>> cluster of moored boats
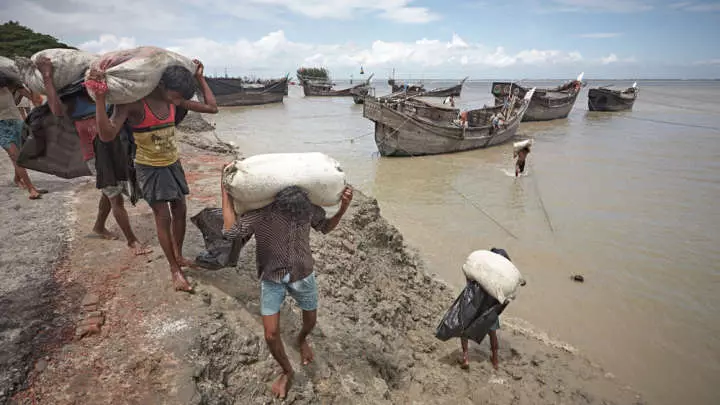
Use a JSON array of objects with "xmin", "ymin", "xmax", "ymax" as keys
[
  {"xmin": 363, "ymin": 73, "xmax": 639, "ymax": 157},
  {"xmin": 207, "ymin": 68, "xmax": 639, "ymax": 157}
]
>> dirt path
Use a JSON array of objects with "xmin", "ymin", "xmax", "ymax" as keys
[
  {"xmin": 4, "ymin": 133, "xmax": 647, "ymax": 404},
  {"xmin": 0, "ymin": 156, "xmax": 85, "ymax": 404}
]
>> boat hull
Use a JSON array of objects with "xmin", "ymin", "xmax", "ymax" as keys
[
  {"xmin": 389, "ymin": 83, "xmax": 463, "ymax": 97},
  {"xmin": 302, "ymin": 82, "xmax": 370, "ymax": 97},
  {"xmin": 588, "ymin": 88, "xmax": 637, "ymax": 111},
  {"xmin": 213, "ymin": 91, "xmax": 284, "ymax": 107},
  {"xmin": 363, "ymin": 98, "xmax": 526, "ymax": 157},
  {"xmin": 492, "ymin": 82, "xmax": 580, "ymax": 122}
]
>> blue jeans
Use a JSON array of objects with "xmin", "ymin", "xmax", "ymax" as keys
[{"xmin": 261, "ymin": 272, "xmax": 318, "ymax": 316}]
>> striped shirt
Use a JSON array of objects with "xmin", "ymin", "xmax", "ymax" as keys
[{"xmin": 222, "ymin": 204, "xmax": 330, "ymax": 283}]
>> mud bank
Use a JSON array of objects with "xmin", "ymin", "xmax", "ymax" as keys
[
  {"xmin": 8, "ymin": 139, "xmax": 646, "ymax": 404},
  {"xmin": 177, "ymin": 112, "xmax": 237, "ymax": 156},
  {"xmin": 0, "ymin": 157, "xmax": 85, "ymax": 404}
]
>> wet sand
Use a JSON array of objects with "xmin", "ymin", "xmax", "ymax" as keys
[{"xmin": 1, "ymin": 129, "xmax": 645, "ymax": 404}]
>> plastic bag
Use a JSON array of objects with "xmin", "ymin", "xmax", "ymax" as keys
[
  {"xmin": 191, "ymin": 208, "xmax": 249, "ymax": 270},
  {"xmin": 223, "ymin": 152, "xmax": 347, "ymax": 215},
  {"xmin": 15, "ymin": 49, "xmax": 97, "ymax": 95},
  {"xmin": 17, "ymin": 104, "xmax": 92, "ymax": 179},
  {"xmin": 462, "ymin": 250, "xmax": 522, "ymax": 303},
  {"xmin": 435, "ymin": 281, "xmax": 507, "ymax": 344},
  {"xmin": 84, "ymin": 46, "xmax": 196, "ymax": 104}
]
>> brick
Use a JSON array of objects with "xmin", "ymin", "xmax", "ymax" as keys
[
  {"xmin": 81, "ymin": 294, "xmax": 100, "ymax": 307},
  {"xmin": 80, "ymin": 316, "xmax": 105, "ymax": 327},
  {"xmin": 84, "ymin": 311, "xmax": 103, "ymax": 318},
  {"xmin": 76, "ymin": 324, "xmax": 101, "ymax": 339}
]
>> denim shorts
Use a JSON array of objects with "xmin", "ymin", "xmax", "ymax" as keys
[
  {"xmin": 261, "ymin": 272, "xmax": 318, "ymax": 316},
  {"xmin": 490, "ymin": 317, "xmax": 500, "ymax": 331}
]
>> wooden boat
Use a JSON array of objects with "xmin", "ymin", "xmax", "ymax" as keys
[
  {"xmin": 205, "ymin": 76, "xmax": 287, "ymax": 106},
  {"xmin": 387, "ymin": 77, "xmax": 468, "ymax": 97},
  {"xmin": 363, "ymin": 88, "xmax": 535, "ymax": 157},
  {"xmin": 301, "ymin": 74, "xmax": 374, "ymax": 97},
  {"xmin": 491, "ymin": 73, "xmax": 583, "ymax": 121},
  {"xmin": 588, "ymin": 83, "xmax": 638, "ymax": 111},
  {"xmin": 352, "ymin": 86, "xmax": 375, "ymax": 104}
]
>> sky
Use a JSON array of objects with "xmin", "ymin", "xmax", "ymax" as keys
[{"xmin": 2, "ymin": 0, "xmax": 719, "ymax": 79}]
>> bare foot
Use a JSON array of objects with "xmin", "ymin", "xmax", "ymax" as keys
[
  {"xmin": 172, "ymin": 271, "xmax": 193, "ymax": 292},
  {"xmin": 129, "ymin": 241, "xmax": 152, "ymax": 256},
  {"xmin": 28, "ymin": 189, "xmax": 42, "ymax": 200},
  {"xmin": 491, "ymin": 354, "xmax": 499, "ymax": 370},
  {"xmin": 458, "ymin": 355, "xmax": 469, "ymax": 370},
  {"xmin": 298, "ymin": 339, "xmax": 314, "ymax": 366},
  {"xmin": 92, "ymin": 228, "xmax": 119, "ymax": 240},
  {"xmin": 271, "ymin": 372, "xmax": 293, "ymax": 399},
  {"xmin": 177, "ymin": 256, "xmax": 196, "ymax": 268}
]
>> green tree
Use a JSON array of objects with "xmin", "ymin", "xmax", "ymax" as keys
[{"xmin": 0, "ymin": 21, "xmax": 74, "ymax": 58}]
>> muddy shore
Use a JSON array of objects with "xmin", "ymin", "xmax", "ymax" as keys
[{"xmin": 1, "ymin": 124, "xmax": 646, "ymax": 404}]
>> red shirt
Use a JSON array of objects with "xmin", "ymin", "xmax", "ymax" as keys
[{"xmin": 73, "ymin": 117, "xmax": 98, "ymax": 161}]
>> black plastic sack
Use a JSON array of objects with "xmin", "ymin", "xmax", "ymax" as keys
[
  {"xmin": 191, "ymin": 208, "xmax": 249, "ymax": 270},
  {"xmin": 435, "ymin": 281, "xmax": 508, "ymax": 344}
]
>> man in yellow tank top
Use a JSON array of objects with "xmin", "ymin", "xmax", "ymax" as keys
[{"xmin": 92, "ymin": 60, "xmax": 218, "ymax": 292}]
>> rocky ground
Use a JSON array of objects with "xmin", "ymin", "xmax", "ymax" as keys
[{"xmin": 1, "ymin": 123, "xmax": 647, "ymax": 404}]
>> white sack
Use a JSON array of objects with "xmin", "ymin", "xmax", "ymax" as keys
[
  {"xmin": 0, "ymin": 56, "xmax": 21, "ymax": 86},
  {"xmin": 513, "ymin": 139, "xmax": 533, "ymax": 153},
  {"xmin": 223, "ymin": 152, "xmax": 346, "ymax": 215},
  {"xmin": 85, "ymin": 46, "xmax": 196, "ymax": 104},
  {"xmin": 462, "ymin": 250, "xmax": 523, "ymax": 303},
  {"xmin": 15, "ymin": 49, "xmax": 97, "ymax": 94}
]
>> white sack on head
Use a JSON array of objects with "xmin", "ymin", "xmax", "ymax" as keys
[
  {"xmin": 222, "ymin": 152, "xmax": 347, "ymax": 215},
  {"xmin": 0, "ymin": 56, "xmax": 22, "ymax": 87},
  {"xmin": 462, "ymin": 250, "xmax": 523, "ymax": 303},
  {"xmin": 84, "ymin": 46, "xmax": 196, "ymax": 104},
  {"xmin": 15, "ymin": 49, "xmax": 98, "ymax": 94},
  {"xmin": 513, "ymin": 139, "xmax": 533, "ymax": 153}
]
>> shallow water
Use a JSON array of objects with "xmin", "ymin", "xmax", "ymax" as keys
[{"xmin": 210, "ymin": 79, "xmax": 720, "ymax": 405}]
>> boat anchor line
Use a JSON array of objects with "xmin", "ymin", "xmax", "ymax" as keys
[
  {"xmin": 529, "ymin": 161, "xmax": 555, "ymax": 235},
  {"xmin": 305, "ymin": 114, "xmax": 417, "ymax": 145},
  {"xmin": 450, "ymin": 185, "xmax": 519, "ymax": 240}
]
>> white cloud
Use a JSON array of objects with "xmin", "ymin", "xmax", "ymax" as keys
[
  {"xmin": 579, "ymin": 32, "xmax": 623, "ymax": 38},
  {"xmin": 155, "ymin": 30, "xmax": 617, "ymax": 76},
  {"xmin": 600, "ymin": 54, "xmax": 636, "ymax": 64},
  {"xmin": 196, "ymin": 0, "xmax": 439, "ymax": 23},
  {"xmin": 670, "ymin": 2, "xmax": 720, "ymax": 11},
  {"xmin": 601, "ymin": 54, "xmax": 619, "ymax": 64},
  {"xmin": 550, "ymin": 0, "xmax": 653, "ymax": 12},
  {"xmin": 79, "ymin": 35, "xmax": 137, "ymax": 54},
  {"xmin": 693, "ymin": 59, "xmax": 720, "ymax": 65},
  {"xmin": 0, "ymin": 0, "xmax": 190, "ymax": 38}
]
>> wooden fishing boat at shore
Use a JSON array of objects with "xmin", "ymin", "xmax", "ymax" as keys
[
  {"xmin": 588, "ymin": 83, "xmax": 638, "ymax": 111},
  {"xmin": 205, "ymin": 76, "xmax": 288, "ymax": 106},
  {"xmin": 352, "ymin": 85, "xmax": 376, "ymax": 104},
  {"xmin": 491, "ymin": 73, "xmax": 583, "ymax": 121},
  {"xmin": 387, "ymin": 77, "xmax": 468, "ymax": 97},
  {"xmin": 362, "ymin": 88, "xmax": 535, "ymax": 157},
  {"xmin": 301, "ymin": 74, "xmax": 374, "ymax": 97}
]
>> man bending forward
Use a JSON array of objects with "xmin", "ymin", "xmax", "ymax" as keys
[{"xmin": 221, "ymin": 174, "xmax": 353, "ymax": 399}]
